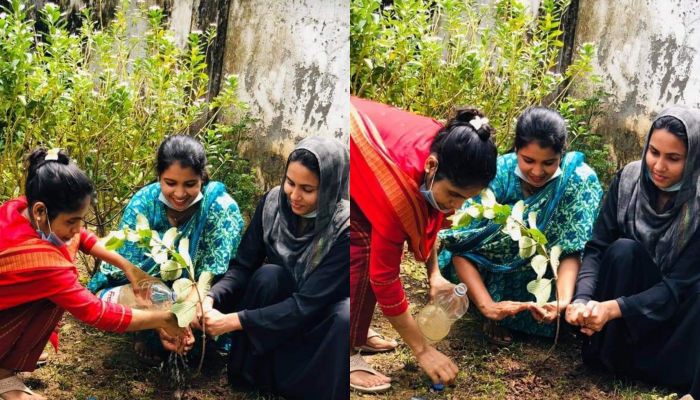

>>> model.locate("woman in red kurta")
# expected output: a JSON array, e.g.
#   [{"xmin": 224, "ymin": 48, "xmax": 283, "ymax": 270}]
[
  {"xmin": 0, "ymin": 149, "xmax": 183, "ymax": 400},
  {"xmin": 350, "ymin": 97, "xmax": 498, "ymax": 392}
]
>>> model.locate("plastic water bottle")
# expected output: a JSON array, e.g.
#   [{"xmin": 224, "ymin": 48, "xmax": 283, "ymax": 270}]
[
  {"xmin": 416, "ymin": 283, "xmax": 469, "ymax": 343},
  {"xmin": 100, "ymin": 280, "xmax": 176, "ymax": 310}
]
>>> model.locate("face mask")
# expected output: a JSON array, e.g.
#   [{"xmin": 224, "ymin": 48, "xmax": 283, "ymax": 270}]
[
  {"xmin": 515, "ymin": 165, "xmax": 562, "ymax": 187},
  {"xmin": 420, "ymin": 167, "xmax": 452, "ymax": 214},
  {"xmin": 645, "ymin": 169, "xmax": 682, "ymax": 192},
  {"xmin": 301, "ymin": 209, "xmax": 318, "ymax": 219},
  {"xmin": 36, "ymin": 211, "xmax": 65, "ymax": 247},
  {"xmin": 158, "ymin": 191, "xmax": 203, "ymax": 210}
]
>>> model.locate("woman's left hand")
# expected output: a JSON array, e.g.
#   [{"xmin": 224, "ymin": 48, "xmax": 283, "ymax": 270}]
[
  {"xmin": 204, "ymin": 309, "xmax": 241, "ymax": 336},
  {"xmin": 529, "ymin": 299, "xmax": 570, "ymax": 324},
  {"xmin": 578, "ymin": 300, "xmax": 621, "ymax": 336}
]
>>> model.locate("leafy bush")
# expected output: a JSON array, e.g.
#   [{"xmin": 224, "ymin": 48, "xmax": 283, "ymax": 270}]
[
  {"xmin": 351, "ymin": 0, "xmax": 614, "ymax": 183},
  {"xmin": 0, "ymin": 0, "xmax": 257, "ymax": 238}
]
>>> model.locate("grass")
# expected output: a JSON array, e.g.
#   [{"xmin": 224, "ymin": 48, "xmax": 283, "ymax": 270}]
[{"xmin": 350, "ymin": 255, "xmax": 682, "ymax": 400}]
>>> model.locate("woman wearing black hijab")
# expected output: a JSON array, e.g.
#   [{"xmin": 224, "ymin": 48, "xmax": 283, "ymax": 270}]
[
  {"xmin": 567, "ymin": 106, "xmax": 700, "ymax": 398},
  {"xmin": 203, "ymin": 136, "xmax": 349, "ymax": 399}
]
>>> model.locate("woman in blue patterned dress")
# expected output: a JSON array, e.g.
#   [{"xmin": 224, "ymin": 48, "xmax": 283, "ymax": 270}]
[
  {"xmin": 89, "ymin": 135, "xmax": 245, "ymax": 364},
  {"xmin": 438, "ymin": 107, "xmax": 603, "ymax": 344}
]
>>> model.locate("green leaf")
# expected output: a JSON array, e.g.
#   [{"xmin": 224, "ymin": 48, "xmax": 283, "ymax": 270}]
[
  {"xmin": 449, "ymin": 210, "xmax": 472, "ymax": 229},
  {"xmin": 527, "ymin": 228, "xmax": 548, "ymax": 246},
  {"xmin": 160, "ymin": 260, "xmax": 182, "ymax": 281},
  {"xmin": 519, "ymin": 236, "xmax": 537, "ymax": 258},
  {"xmin": 171, "ymin": 300, "xmax": 197, "ymax": 327},
  {"xmin": 527, "ymin": 278, "xmax": 552, "ymax": 306},
  {"xmin": 102, "ymin": 231, "xmax": 125, "ymax": 251},
  {"xmin": 493, "ymin": 204, "xmax": 511, "ymax": 224},
  {"xmin": 530, "ymin": 254, "xmax": 548, "ymax": 279}
]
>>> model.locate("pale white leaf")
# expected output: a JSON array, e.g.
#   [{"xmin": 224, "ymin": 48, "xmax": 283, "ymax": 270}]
[
  {"xmin": 198, "ymin": 271, "xmax": 214, "ymax": 298},
  {"xmin": 511, "ymin": 200, "xmax": 525, "ymax": 223},
  {"xmin": 481, "ymin": 188, "xmax": 496, "ymax": 208},
  {"xmin": 172, "ymin": 278, "xmax": 194, "ymax": 301},
  {"xmin": 528, "ymin": 211, "xmax": 538, "ymax": 230},
  {"xmin": 159, "ymin": 260, "xmax": 182, "ymax": 281},
  {"xmin": 171, "ymin": 300, "xmax": 197, "ymax": 327},
  {"xmin": 503, "ymin": 217, "xmax": 522, "ymax": 241},
  {"xmin": 149, "ymin": 230, "xmax": 161, "ymax": 247},
  {"xmin": 178, "ymin": 238, "xmax": 192, "ymax": 267},
  {"xmin": 126, "ymin": 229, "xmax": 140, "ymax": 242},
  {"xmin": 527, "ymin": 278, "xmax": 552, "ymax": 306},
  {"xmin": 483, "ymin": 208, "xmax": 495, "ymax": 220},
  {"xmin": 550, "ymin": 245, "xmax": 562, "ymax": 279},
  {"xmin": 162, "ymin": 227, "xmax": 178, "ymax": 248},
  {"xmin": 136, "ymin": 214, "xmax": 150, "ymax": 232},
  {"xmin": 530, "ymin": 255, "xmax": 548, "ymax": 279},
  {"xmin": 466, "ymin": 205, "xmax": 481, "ymax": 218},
  {"xmin": 152, "ymin": 249, "xmax": 168, "ymax": 265},
  {"xmin": 519, "ymin": 236, "xmax": 537, "ymax": 258}
]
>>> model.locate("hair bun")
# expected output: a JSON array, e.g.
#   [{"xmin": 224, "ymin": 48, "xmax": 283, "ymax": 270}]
[
  {"xmin": 447, "ymin": 106, "xmax": 494, "ymax": 141},
  {"xmin": 27, "ymin": 148, "xmax": 70, "ymax": 179}
]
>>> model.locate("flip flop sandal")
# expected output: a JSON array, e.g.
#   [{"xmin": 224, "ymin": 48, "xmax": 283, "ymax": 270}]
[
  {"xmin": 349, "ymin": 354, "xmax": 391, "ymax": 394},
  {"xmin": 35, "ymin": 351, "xmax": 49, "ymax": 368},
  {"xmin": 483, "ymin": 321, "xmax": 513, "ymax": 347},
  {"xmin": 355, "ymin": 329, "xmax": 398, "ymax": 354},
  {"xmin": 0, "ymin": 375, "xmax": 38, "ymax": 399}
]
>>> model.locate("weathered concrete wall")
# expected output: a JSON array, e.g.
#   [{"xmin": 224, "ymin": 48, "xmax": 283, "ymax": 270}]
[
  {"xmin": 574, "ymin": 0, "xmax": 700, "ymax": 167},
  {"xmin": 221, "ymin": 0, "xmax": 349, "ymax": 186}
]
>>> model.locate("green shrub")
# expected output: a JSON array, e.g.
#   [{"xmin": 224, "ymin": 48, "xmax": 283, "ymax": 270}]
[
  {"xmin": 0, "ymin": 0, "xmax": 257, "ymax": 238},
  {"xmin": 351, "ymin": 0, "xmax": 614, "ymax": 184}
]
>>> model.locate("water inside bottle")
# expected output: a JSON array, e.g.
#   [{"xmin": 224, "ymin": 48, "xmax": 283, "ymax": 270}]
[{"xmin": 417, "ymin": 304, "xmax": 452, "ymax": 342}]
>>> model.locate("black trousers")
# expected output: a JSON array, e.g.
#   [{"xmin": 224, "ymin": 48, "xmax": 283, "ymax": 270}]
[
  {"xmin": 227, "ymin": 264, "xmax": 350, "ymax": 400},
  {"xmin": 583, "ymin": 238, "xmax": 700, "ymax": 397}
]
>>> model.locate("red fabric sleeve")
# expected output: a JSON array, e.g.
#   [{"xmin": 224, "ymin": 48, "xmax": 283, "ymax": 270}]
[
  {"xmin": 369, "ymin": 231, "xmax": 409, "ymax": 316},
  {"xmin": 79, "ymin": 228, "xmax": 99, "ymax": 254},
  {"xmin": 43, "ymin": 269, "xmax": 132, "ymax": 332}
]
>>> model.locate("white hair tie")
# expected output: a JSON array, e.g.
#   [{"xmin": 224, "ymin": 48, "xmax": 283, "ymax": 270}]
[
  {"xmin": 469, "ymin": 117, "xmax": 489, "ymax": 131},
  {"xmin": 45, "ymin": 148, "xmax": 60, "ymax": 161}
]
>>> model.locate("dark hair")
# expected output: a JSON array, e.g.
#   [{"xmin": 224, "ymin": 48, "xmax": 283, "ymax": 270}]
[
  {"xmin": 25, "ymin": 148, "xmax": 95, "ymax": 221},
  {"xmin": 287, "ymin": 148, "xmax": 320, "ymax": 178},
  {"xmin": 514, "ymin": 107, "xmax": 567, "ymax": 154},
  {"xmin": 156, "ymin": 135, "xmax": 209, "ymax": 183},
  {"xmin": 651, "ymin": 115, "xmax": 688, "ymax": 145},
  {"xmin": 430, "ymin": 106, "xmax": 497, "ymax": 188}
]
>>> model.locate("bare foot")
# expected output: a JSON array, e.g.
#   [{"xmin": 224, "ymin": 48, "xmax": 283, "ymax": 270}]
[
  {"xmin": 350, "ymin": 369, "xmax": 391, "ymax": 389},
  {"xmin": 364, "ymin": 328, "xmax": 398, "ymax": 352}
]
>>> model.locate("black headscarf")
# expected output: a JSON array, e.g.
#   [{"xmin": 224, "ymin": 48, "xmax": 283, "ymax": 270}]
[
  {"xmin": 617, "ymin": 105, "xmax": 700, "ymax": 271},
  {"xmin": 261, "ymin": 136, "xmax": 349, "ymax": 284}
]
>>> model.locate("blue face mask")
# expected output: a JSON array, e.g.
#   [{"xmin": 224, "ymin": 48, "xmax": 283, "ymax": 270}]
[
  {"xmin": 36, "ymin": 212, "xmax": 65, "ymax": 248},
  {"xmin": 646, "ymin": 169, "xmax": 683, "ymax": 192},
  {"xmin": 420, "ymin": 167, "xmax": 452, "ymax": 214},
  {"xmin": 158, "ymin": 191, "xmax": 204, "ymax": 210}
]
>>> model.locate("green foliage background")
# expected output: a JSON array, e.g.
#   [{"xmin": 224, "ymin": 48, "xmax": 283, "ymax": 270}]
[
  {"xmin": 0, "ymin": 0, "xmax": 258, "ymax": 238},
  {"xmin": 351, "ymin": 0, "xmax": 614, "ymax": 184}
]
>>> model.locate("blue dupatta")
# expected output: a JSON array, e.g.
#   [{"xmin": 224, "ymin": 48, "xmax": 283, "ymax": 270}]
[
  {"xmin": 88, "ymin": 181, "xmax": 244, "ymax": 291},
  {"xmin": 439, "ymin": 151, "xmax": 602, "ymax": 275}
]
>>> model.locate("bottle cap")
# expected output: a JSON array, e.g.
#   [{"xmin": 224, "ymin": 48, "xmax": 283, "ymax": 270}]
[
  {"xmin": 454, "ymin": 283, "xmax": 468, "ymax": 297},
  {"xmin": 431, "ymin": 383, "xmax": 445, "ymax": 392}
]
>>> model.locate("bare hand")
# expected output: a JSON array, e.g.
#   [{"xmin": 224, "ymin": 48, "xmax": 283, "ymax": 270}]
[
  {"xmin": 578, "ymin": 300, "xmax": 620, "ymax": 336},
  {"xmin": 429, "ymin": 274, "xmax": 455, "ymax": 302},
  {"xmin": 565, "ymin": 302, "xmax": 588, "ymax": 326},
  {"xmin": 414, "ymin": 345, "xmax": 459, "ymax": 385},
  {"xmin": 481, "ymin": 301, "xmax": 531, "ymax": 321},
  {"xmin": 159, "ymin": 326, "xmax": 194, "ymax": 354},
  {"xmin": 191, "ymin": 297, "xmax": 213, "ymax": 331},
  {"xmin": 530, "ymin": 300, "xmax": 569, "ymax": 324},
  {"xmin": 204, "ymin": 308, "xmax": 237, "ymax": 336}
]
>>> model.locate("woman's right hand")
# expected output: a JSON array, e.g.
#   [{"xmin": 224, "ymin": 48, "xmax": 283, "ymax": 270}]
[
  {"xmin": 480, "ymin": 301, "xmax": 530, "ymax": 321},
  {"xmin": 414, "ymin": 345, "xmax": 458, "ymax": 385}
]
